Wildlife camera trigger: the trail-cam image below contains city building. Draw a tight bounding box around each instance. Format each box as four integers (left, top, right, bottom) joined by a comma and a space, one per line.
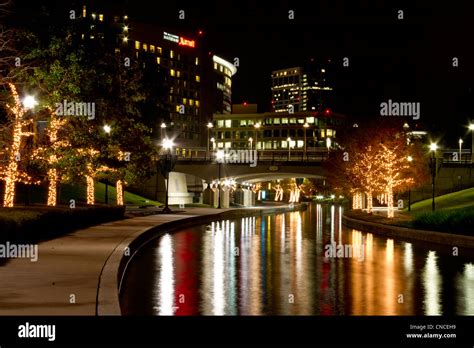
79, 3, 237, 147
271, 61, 333, 113
212, 104, 345, 153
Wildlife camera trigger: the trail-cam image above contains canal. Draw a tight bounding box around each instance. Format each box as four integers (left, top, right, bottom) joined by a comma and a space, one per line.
120, 203, 474, 315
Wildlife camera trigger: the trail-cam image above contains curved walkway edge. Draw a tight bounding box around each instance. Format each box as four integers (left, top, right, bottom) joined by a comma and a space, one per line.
342, 214, 474, 249
0, 204, 305, 316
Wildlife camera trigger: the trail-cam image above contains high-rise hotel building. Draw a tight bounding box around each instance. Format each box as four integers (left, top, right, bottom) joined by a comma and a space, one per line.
79, 3, 236, 147
271, 61, 333, 113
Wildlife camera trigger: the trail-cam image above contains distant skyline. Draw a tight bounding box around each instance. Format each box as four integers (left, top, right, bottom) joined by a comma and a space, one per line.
14, 0, 474, 145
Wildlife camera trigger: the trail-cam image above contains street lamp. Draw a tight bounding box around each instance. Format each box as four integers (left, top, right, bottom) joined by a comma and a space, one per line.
429, 143, 438, 211
469, 124, 474, 163
459, 138, 463, 163
216, 150, 225, 209
103, 125, 112, 204
160, 122, 166, 139
22, 95, 38, 109
303, 122, 309, 160
407, 156, 413, 211
207, 122, 213, 160
254, 122, 261, 158
326, 137, 331, 152
287, 137, 292, 160
248, 137, 253, 151
159, 138, 177, 214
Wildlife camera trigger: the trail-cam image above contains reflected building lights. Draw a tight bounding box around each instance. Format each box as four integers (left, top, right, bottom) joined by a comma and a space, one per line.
404, 243, 413, 274
212, 221, 225, 315
457, 263, 474, 315
422, 251, 442, 315
155, 234, 175, 315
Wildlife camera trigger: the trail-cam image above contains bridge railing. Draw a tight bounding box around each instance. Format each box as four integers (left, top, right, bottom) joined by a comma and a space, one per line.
175, 148, 330, 162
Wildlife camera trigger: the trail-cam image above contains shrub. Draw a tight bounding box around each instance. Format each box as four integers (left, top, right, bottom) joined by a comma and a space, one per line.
0, 205, 125, 243
412, 208, 474, 235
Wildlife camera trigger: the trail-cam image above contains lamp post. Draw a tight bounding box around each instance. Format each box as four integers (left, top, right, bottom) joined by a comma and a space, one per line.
254, 122, 261, 158
248, 137, 253, 151
160, 122, 166, 140
216, 150, 225, 208
407, 155, 413, 211
103, 125, 112, 204
459, 138, 463, 163
303, 122, 309, 160
287, 137, 292, 161
210, 137, 215, 151
326, 137, 331, 154
207, 122, 213, 160
469, 124, 474, 163
159, 138, 177, 214
430, 143, 438, 212
22, 95, 38, 205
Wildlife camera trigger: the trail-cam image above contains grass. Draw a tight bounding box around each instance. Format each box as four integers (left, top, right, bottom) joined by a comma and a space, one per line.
408, 187, 474, 212
13, 182, 161, 206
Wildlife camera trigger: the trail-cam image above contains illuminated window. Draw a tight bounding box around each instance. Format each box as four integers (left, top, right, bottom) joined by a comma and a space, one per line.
157, 47, 162, 54
91, 13, 96, 19
170, 50, 174, 59
282, 118, 288, 124
195, 75, 200, 82
170, 69, 175, 77
150, 45, 155, 53
135, 41, 140, 50
175, 105, 180, 112
225, 120, 231, 128
156, 57, 161, 64
177, 70, 181, 78
327, 129, 333, 137
189, 99, 194, 106
273, 118, 280, 124
183, 98, 187, 105
220, 65, 223, 72
195, 100, 200, 107
217, 120, 224, 127
214, 62, 218, 70
143, 43, 147, 51
99, 14, 104, 21
195, 57, 199, 65
321, 130, 325, 138
82, 6, 86, 17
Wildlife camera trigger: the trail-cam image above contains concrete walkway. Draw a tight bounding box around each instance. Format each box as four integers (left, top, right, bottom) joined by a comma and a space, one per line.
0, 205, 300, 315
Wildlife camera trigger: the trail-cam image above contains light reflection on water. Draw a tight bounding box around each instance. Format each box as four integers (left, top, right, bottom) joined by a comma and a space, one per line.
121, 204, 474, 315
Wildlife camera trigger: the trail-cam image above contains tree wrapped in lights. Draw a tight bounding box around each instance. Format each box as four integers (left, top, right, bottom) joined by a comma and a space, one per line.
1, 83, 36, 207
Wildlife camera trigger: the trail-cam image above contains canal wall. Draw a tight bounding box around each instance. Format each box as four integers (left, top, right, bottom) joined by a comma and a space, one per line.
99, 203, 308, 316
342, 214, 474, 249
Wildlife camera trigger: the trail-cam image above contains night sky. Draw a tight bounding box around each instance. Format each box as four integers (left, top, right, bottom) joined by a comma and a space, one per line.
13, 0, 474, 146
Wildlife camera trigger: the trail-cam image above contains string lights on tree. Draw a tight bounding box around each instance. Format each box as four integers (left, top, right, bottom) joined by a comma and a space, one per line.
2, 84, 35, 207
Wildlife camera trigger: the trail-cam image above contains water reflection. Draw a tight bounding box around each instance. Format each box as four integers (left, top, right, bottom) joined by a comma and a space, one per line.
121, 204, 474, 316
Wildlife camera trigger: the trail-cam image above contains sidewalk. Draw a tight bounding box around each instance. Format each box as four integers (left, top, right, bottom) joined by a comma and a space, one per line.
0, 208, 232, 315
0, 205, 301, 315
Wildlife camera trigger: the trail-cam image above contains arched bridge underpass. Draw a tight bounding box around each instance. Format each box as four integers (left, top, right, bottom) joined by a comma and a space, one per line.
173, 159, 326, 183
